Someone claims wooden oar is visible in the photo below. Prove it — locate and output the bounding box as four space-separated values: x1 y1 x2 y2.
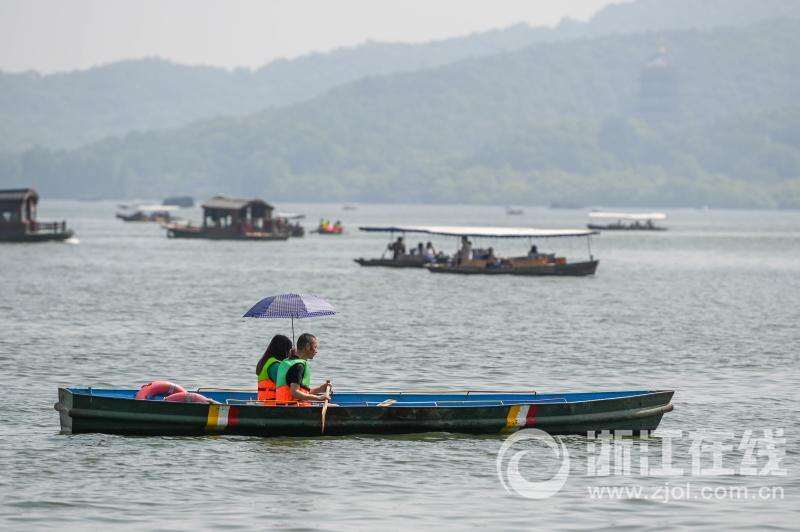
320 380 332 434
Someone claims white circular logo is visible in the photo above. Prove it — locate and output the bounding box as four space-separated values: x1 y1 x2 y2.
496 428 570 499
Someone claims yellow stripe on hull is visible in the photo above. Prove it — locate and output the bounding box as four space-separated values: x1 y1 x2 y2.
206 404 230 431
503 405 522 433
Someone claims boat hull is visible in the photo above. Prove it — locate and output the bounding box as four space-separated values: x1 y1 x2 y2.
427 260 598 276
55 388 672 437
0 230 74 242
587 224 667 231
166 226 289 240
355 257 426 268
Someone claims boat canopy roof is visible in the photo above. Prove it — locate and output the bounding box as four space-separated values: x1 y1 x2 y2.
275 212 305 220
589 211 666 221
359 225 597 238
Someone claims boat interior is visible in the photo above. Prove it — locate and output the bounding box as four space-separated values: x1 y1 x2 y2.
66 388 664 407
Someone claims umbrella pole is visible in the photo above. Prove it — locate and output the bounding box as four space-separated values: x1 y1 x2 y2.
291 317 295 345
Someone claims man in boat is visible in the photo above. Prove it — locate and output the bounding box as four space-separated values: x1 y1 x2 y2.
275 333 331 404
388 236 406 259
455 236 472 265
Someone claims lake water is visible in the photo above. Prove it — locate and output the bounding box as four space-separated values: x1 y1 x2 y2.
1 201 798 530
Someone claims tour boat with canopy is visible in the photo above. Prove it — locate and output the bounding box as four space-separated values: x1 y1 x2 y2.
274 212 306 237
587 211 667 231
357 225 598 276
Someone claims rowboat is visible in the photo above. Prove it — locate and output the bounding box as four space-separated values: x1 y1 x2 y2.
55 387 673 437
587 211 668 231
358 225 599 276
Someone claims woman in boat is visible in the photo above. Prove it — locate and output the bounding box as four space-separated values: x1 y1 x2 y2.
255 334 293 402
275 333 332 404
423 242 436 262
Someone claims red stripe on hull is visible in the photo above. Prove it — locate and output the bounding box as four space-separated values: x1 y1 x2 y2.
227 406 239 427
525 404 538 427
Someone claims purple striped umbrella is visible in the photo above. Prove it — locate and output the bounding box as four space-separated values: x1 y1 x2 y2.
243 293 335 342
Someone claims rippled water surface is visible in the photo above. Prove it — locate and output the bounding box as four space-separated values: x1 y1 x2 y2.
1 201 798 530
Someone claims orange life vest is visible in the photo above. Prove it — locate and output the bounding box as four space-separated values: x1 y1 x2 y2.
257 357 281 402
275 358 311 405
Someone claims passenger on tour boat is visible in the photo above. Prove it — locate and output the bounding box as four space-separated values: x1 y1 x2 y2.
255 334 293 402
388 236 406 259
423 242 436 262
275 333 332 404
528 244 540 258
456 236 472 264
485 247 502 268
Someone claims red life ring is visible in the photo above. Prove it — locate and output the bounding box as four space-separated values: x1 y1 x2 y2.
135 381 186 400
163 391 216 404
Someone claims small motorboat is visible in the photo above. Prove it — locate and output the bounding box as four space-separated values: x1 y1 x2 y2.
312 221 344 234
117 204 178 223
55 387 673 437
587 212 667 231
162 195 195 208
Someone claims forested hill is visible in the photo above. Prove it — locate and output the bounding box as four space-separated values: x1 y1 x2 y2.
0 0 797 152
3 18 799 208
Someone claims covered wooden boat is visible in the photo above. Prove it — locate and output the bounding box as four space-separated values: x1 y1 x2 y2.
165 195 289 240
587 212 667 231
0 188 74 242
55 388 673 437
359 225 598 276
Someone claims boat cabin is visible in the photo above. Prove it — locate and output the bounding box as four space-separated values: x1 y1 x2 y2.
201 195 275 232
0 188 73 242
0 188 37 226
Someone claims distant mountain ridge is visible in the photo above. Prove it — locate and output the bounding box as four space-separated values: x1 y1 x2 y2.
1 0 798 152
3 18 799 208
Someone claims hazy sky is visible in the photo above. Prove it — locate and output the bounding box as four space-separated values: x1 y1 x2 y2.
0 0 625 73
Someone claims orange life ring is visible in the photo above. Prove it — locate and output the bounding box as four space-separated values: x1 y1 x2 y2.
163 391 216 404
135 380 186 400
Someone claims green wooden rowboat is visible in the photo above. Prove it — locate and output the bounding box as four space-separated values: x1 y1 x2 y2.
56 388 673 437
